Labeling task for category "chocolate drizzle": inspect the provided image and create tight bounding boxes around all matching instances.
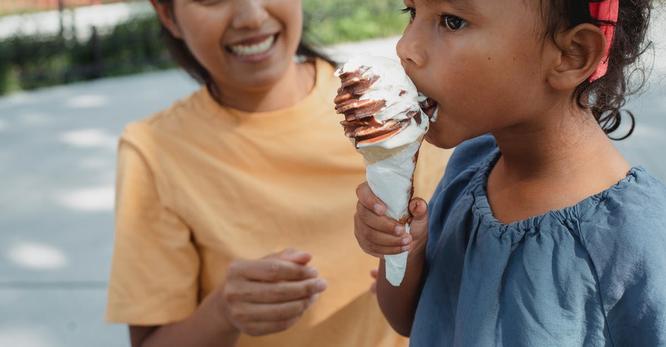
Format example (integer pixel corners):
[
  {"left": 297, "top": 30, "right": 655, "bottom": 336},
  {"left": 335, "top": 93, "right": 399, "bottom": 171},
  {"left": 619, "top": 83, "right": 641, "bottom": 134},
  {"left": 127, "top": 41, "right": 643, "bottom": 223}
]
[{"left": 334, "top": 68, "right": 420, "bottom": 147}]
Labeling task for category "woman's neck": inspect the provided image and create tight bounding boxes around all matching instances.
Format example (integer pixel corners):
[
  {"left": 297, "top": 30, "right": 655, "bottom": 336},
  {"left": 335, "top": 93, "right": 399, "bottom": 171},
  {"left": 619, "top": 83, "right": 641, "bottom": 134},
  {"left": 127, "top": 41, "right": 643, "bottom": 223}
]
[{"left": 211, "top": 60, "right": 316, "bottom": 113}]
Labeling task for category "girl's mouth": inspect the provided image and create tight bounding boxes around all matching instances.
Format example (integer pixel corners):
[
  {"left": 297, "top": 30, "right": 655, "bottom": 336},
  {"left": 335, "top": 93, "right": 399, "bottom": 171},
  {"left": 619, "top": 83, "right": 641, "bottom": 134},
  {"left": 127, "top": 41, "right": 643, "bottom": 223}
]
[
  {"left": 419, "top": 96, "right": 439, "bottom": 121},
  {"left": 225, "top": 33, "right": 279, "bottom": 60}
]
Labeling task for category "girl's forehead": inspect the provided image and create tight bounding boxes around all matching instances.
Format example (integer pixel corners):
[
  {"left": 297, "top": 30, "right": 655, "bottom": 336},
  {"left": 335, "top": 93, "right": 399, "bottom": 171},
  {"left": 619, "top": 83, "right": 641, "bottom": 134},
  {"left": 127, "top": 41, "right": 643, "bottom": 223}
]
[{"left": 422, "top": 0, "right": 538, "bottom": 17}]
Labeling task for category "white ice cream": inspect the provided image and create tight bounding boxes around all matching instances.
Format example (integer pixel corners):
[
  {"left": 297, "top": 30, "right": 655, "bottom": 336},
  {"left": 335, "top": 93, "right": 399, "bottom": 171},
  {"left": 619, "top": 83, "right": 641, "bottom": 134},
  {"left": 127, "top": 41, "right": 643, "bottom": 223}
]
[
  {"left": 337, "top": 56, "right": 430, "bottom": 286},
  {"left": 336, "top": 56, "right": 429, "bottom": 150}
]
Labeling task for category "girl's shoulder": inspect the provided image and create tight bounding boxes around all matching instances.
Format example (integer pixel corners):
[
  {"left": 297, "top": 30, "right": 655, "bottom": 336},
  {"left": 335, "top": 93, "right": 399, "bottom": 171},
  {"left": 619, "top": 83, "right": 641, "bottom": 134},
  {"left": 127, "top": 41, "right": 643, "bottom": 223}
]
[
  {"left": 580, "top": 166, "right": 666, "bottom": 254},
  {"left": 581, "top": 166, "right": 666, "bottom": 236},
  {"left": 578, "top": 168, "right": 666, "bottom": 344}
]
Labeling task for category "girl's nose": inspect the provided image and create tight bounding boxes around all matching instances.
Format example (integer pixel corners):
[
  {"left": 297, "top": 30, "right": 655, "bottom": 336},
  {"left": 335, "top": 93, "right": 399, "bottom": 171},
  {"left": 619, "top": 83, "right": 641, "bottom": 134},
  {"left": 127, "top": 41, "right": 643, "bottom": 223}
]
[
  {"left": 396, "top": 27, "right": 427, "bottom": 68},
  {"left": 232, "top": 0, "right": 269, "bottom": 30}
]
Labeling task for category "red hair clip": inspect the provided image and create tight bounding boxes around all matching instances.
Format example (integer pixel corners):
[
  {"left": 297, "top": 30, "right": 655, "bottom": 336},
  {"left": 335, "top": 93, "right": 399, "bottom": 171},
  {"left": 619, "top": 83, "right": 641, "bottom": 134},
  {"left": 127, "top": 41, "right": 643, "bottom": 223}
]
[{"left": 588, "top": 0, "right": 620, "bottom": 81}]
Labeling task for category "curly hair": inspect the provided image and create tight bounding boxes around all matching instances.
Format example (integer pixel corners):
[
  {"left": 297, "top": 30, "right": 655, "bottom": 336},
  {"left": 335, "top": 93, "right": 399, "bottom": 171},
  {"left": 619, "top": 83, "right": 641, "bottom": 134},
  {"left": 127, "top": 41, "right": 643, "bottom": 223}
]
[{"left": 540, "top": 0, "right": 653, "bottom": 140}]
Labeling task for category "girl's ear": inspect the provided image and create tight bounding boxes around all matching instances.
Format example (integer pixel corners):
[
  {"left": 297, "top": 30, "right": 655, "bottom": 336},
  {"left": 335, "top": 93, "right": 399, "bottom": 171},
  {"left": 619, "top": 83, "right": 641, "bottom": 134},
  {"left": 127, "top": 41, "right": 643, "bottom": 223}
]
[
  {"left": 150, "top": 0, "right": 183, "bottom": 39},
  {"left": 546, "top": 23, "right": 606, "bottom": 90}
]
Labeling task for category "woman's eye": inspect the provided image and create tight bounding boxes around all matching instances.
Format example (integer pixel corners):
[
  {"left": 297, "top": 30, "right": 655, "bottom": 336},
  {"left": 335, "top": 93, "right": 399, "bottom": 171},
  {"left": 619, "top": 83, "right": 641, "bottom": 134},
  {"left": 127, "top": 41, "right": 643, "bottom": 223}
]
[
  {"left": 401, "top": 7, "right": 416, "bottom": 23},
  {"left": 441, "top": 15, "right": 466, "bottom": 31}
]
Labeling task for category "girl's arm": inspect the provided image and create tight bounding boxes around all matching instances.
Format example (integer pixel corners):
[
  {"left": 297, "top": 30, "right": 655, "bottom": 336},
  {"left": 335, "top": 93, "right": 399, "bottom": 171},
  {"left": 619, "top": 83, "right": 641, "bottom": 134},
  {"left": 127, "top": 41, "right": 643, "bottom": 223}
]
[
  {"left": 355, "top": 183, "right": 430, "bottom": 336},
  {"left": 376, "top": 250, "right": 426, "bottom": 336}
]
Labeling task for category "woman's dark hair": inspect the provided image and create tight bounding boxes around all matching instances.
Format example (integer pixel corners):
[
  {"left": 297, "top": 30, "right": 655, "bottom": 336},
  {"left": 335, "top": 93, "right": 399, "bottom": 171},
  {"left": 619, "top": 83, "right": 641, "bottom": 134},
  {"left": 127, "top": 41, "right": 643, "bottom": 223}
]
[
  {"left": 540, "top": 0, "right": 653, "bottom": 140},
  {"left": 155, "top": 0, "right": 336, "bottom": 100}
]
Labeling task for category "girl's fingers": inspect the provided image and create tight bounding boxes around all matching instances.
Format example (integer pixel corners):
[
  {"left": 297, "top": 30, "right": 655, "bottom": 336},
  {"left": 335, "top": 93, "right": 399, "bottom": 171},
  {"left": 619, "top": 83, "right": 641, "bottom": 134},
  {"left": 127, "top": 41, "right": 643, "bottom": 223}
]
[
  {"left": 355, "top": 201, "right": 405, "bottom": 236},
  {"left": 358, "top": 237, "right": 409, "bottom": 257},
  {"left": 408, "top": 198, "right": 429, "bottom": 238},
  {"left": 363, "top": 225, "right": 412, "bottom": 247},
  {"left": 355, "top": 182, "right": 386, "bottom": 216}
]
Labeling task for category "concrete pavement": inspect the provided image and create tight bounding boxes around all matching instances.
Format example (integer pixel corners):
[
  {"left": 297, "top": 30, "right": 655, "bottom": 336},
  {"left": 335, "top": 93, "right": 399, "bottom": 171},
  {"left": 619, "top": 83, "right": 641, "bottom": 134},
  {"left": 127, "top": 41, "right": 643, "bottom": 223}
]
[{"left": 1, "top": 13, "right": 665, "bottom": 347}]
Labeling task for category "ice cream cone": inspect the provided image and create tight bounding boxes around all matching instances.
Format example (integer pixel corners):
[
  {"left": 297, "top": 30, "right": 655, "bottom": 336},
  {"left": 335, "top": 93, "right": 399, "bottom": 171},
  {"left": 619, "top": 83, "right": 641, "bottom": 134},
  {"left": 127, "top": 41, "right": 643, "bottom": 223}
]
[{"left": 335, "top": 56, "right": 430, "bottom": 286}]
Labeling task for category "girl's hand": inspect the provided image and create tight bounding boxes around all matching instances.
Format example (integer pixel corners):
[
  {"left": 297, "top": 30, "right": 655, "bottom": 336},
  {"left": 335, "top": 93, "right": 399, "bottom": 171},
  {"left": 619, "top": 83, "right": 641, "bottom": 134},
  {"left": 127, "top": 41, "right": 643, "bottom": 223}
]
[
  {"left": 354, "top": 182, "right": 429, "bottom": 258},
  {"left": 217, "top": 249, "right": 327, "bottom": 337}
]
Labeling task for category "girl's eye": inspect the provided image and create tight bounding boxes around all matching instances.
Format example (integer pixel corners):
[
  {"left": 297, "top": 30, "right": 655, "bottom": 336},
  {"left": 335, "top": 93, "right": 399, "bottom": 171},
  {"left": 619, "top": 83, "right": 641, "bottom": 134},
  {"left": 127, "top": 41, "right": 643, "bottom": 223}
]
[
  {"left": 441, "top": 15, "right": 467, "bottom": 31},
  {"left": 401, "top": 7, "right": 416, "bottom": 23}
]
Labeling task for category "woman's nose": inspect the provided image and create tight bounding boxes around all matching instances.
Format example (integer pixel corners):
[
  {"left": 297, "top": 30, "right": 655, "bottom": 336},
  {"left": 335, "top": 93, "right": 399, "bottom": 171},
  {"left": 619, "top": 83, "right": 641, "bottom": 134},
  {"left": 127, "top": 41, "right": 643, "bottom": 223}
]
[
  {"left": 396, "top": 26, "right": 427, "bottom": 68},
  {"left": 232, "top": 0, "right": 269, "bottom": 30}
]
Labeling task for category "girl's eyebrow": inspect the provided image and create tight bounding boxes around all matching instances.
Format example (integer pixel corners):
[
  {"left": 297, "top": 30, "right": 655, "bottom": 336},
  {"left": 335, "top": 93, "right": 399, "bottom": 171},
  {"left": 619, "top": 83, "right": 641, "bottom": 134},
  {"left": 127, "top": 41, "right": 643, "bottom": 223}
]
[{"left": 431, "top": 0, "right": 479, "bottom": 14}]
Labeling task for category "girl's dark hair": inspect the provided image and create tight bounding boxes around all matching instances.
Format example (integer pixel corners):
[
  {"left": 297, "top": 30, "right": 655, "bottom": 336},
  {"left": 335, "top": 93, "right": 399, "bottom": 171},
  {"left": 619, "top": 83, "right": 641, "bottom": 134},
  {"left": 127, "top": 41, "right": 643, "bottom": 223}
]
[
  {"left": 155, "top": 0, "right": 336, "bottom": 99},
  {"left": 540, "top": 0, "right": 653, "bottom": 140}
]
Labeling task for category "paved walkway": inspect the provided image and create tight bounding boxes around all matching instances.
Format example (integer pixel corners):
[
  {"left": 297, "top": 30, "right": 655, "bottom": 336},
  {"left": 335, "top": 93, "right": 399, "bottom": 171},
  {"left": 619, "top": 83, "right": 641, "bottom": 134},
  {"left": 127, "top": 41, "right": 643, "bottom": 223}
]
[{"left": 0, "top": 15, "right": 665, "bottom": 346}]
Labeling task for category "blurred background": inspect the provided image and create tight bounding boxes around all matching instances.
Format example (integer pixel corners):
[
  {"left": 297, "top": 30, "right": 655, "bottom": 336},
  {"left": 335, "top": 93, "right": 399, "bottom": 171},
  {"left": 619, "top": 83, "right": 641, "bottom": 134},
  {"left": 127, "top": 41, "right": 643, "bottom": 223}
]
[{"left": 0, "top": 1, "right": 664, "bottom": 346}]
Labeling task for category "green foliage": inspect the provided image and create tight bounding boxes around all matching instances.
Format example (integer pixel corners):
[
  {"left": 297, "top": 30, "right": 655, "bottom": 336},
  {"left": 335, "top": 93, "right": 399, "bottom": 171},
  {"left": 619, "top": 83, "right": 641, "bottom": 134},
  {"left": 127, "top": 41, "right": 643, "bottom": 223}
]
[
  {"left": 0, "top": 0, "right": 406, "bottom": 94},
  {"left": 303, "top": 0, "right": 407, "bottom": 44},
  {"left": 0, "top": 14, "right": 171, "bottom": 93}
]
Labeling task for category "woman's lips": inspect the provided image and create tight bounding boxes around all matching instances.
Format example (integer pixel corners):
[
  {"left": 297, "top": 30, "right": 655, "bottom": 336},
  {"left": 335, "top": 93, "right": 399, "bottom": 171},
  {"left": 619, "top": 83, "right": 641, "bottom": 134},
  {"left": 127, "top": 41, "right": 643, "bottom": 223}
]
[{"left": 224, "top": 33, "right": 280, "bottom": 62}]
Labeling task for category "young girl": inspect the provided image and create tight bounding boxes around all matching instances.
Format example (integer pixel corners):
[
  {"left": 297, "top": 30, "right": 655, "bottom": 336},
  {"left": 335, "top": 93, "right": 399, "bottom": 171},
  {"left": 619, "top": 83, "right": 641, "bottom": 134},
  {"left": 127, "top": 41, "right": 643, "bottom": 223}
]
[
  {"left": 355, "top": 0, "right": 666, "bottom": 345},
  {"left": 105, "top": 0, "right": 448, "bottom": 346}
]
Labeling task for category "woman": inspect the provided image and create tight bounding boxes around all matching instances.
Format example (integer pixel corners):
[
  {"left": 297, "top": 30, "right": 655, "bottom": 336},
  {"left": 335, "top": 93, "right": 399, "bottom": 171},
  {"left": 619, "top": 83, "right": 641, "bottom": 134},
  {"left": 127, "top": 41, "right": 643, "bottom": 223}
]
[{"left": 105, "top": 0, "right": 448, "bottom": 346}]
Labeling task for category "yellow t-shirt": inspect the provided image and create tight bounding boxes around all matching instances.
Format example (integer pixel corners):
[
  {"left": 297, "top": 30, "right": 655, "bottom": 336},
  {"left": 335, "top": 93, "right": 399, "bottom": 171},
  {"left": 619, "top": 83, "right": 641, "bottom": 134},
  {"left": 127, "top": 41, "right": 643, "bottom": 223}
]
[{"left": 106, "top": 58, "right": 450, "bottom": 346}]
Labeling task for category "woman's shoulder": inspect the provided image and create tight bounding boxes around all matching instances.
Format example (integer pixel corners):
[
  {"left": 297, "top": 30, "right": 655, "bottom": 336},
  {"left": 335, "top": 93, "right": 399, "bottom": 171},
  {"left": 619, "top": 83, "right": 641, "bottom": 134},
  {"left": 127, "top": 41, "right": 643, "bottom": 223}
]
[{"left": 121, "top": 87, "right": 208, "bottom": 145}]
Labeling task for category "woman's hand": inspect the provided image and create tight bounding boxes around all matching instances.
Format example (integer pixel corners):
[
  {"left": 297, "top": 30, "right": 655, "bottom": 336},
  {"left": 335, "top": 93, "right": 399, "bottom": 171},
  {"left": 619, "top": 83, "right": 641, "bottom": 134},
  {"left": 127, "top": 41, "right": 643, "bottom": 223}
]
[
  {"left": 354, "top": 182, "right": 429, "bottom": 259},
  {"left": 217, "top": 249, "right": 327, "bottom": 336}
]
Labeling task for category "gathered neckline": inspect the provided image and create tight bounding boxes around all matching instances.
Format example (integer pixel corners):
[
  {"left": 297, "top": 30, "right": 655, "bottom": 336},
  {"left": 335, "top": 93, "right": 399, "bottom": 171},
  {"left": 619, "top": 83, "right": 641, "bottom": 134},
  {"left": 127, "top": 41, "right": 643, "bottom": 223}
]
[{"left": 467, "top": 148, "right": 643, "bottom": 238}]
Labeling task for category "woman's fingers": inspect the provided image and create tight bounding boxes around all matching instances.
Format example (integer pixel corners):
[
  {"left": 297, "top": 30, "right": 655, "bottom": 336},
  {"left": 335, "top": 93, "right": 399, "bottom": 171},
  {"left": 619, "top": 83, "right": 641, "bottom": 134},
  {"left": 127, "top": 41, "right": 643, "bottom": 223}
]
[
  {"left": 271, "top": 248, "right": 312, "bottom": 265},
  {"left": 243, "top": 318, "right": 300, "bottom": 337},
  {"left": 228, "top": 298, "right": 314, "bottom": 324},
  {"left": 225, "top": 277, "right": 327, "bottom": 304},
  {"left": 229, "top": 258, "right": 318, "bottom": 282}
]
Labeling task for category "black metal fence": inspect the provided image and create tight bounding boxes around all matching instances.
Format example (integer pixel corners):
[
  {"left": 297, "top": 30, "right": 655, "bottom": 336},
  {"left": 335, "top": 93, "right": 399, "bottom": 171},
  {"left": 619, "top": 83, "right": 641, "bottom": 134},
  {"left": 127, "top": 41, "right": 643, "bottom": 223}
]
[{"left": 0, "top": 14, "right": 171, "bottom": 94}]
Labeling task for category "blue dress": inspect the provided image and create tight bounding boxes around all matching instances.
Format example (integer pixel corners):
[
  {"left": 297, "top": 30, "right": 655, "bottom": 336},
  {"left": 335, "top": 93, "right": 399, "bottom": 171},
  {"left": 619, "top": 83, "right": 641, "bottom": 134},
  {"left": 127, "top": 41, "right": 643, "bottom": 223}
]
[{"left": 410, "top": 135, "right": 666, "bottom": 347}]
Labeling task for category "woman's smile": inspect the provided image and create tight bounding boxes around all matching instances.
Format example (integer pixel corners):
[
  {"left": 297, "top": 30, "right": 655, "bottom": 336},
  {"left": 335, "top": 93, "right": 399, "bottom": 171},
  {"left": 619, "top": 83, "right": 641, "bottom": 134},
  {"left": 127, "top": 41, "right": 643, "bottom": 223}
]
[{"left": 225, "top": 32, "right": 280, "bottom": 63}]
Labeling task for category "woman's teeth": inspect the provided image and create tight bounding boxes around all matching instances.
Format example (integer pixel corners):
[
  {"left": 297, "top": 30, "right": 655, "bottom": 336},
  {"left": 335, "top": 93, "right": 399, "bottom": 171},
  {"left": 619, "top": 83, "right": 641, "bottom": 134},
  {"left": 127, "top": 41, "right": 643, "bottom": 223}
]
[{"left": 229, "top": 35, "right": 275, "bottom": 56}]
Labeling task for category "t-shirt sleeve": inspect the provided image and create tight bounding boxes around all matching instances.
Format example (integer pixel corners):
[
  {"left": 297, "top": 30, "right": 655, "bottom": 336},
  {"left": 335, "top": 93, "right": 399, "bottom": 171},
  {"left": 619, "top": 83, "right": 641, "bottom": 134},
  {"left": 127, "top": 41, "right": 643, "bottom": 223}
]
[{"left": 106, "top": 138, "right": 200, "bottom": 325}]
